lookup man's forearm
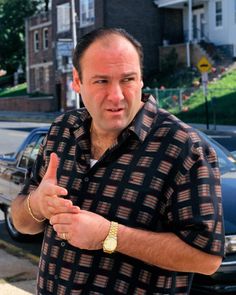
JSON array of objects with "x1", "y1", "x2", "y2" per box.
[
  {"x1": 117, "y1": 224, "x2": 222, "y2": 275},
  {"x1": 11, "y1": 195, "x2": 45, "y2": 235}
]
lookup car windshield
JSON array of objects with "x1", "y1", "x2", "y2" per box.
[{"x1": 198, "y1": 130, "x2": 236, "y2": 174}]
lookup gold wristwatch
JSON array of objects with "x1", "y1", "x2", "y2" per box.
[{"x1": 103, "y1": 221, "x2": 119, "y2": 254}]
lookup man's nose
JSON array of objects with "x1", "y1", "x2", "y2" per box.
[{"x1": 107, "y1": 82, "x2": 124, "y2": 102}]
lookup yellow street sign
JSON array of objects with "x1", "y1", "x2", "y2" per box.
[{"x1": 197, "y1": 56, "x2": 212, "y2": 73}]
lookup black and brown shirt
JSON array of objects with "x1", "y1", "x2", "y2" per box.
[{"x1": 23, "y1": 95, "x2": 224, "y2": 295}]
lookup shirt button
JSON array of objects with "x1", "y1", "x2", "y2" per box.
[
  {"x1": 54, "y1": 275, "x2": 58, "y2": 280},
  {"x1": 61, "y1": 242, "x2": 66, "y2": 247},
  {"x1": 84, "y1": 177, "x2": 89, "y2": 182}
]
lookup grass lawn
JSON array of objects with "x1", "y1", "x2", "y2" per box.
[
  {"x1": 171, "y1": 69, "x2": 236, "y2": 125},
  {"x1": 0, "y1": 83, "x2": 27, "y2": 97}
]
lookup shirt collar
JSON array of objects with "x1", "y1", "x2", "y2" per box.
[
  {"x1": 127, "y1": 94, "x2": 158, "y2": 142},
  {"x1": 71, "y1": 94, "x2": 158, "y2": 144}
]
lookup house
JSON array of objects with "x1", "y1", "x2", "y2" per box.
[
  {"x1": 25, "y1": 11, "x2": 54, "y2": 96},
  {"x1": 52, "y1": 0, "x2": 161, "y2": 110},
  {"x1": 154, "y1": 0, "x2": 236, "y2": 68},
  {"x1": 21, "y1": 0, "x2": 236, "y2": 113},
  {"x1": 23, "y1": 10, "x2": 59, "y2": 112},
  {"x1": 25, "y1": 0, "x2": 162, "y2": 111}
]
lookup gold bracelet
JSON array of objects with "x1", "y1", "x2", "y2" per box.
[{"x1": 26, "y1": 192, "x2": 46, "y2": 223}]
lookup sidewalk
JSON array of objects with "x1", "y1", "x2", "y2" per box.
[
  {"x1": 0, "y1": 241, "x2": 38, "y2": 295},
  {"x1": 0, "y1": 111, "x2": 61, "y2": 123}
]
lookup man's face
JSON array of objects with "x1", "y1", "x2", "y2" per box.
[{"x1": 73, "y1": 35, "x2": 144, "y2": 135}]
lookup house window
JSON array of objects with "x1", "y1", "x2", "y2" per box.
[
  {"x1": 215, "y1": 0, "x2": 222, "y2": 27},
  {"x1": 43, "y1": 28, "x2": 49, "y2": 50},
  {"x1": 57, "y1": 3, "x2": 71, "y2": 33},
  {"x1": 34, "y1": 31, "x2": 39, "y2": 52},
  {"x1": 80, "y1": 0, "x2": 95, "y2": 28}
]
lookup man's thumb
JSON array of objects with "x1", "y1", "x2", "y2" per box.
[{"x1": 44, "y1": 152, "x2": 59, "y2": 181}]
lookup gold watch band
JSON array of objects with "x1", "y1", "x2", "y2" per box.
[
  {"x1": 109, "y1": 221, "x2": 118, "y2": 236},
  {"x1": 103, "y1": 221, "x2": 119, "y2": 254}
]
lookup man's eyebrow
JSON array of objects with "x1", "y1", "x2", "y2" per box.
[
  {"x1": 90, "y1": 72, "x2": 138, "y2": 80},
  {"x1": 91, "y1": 75, "x2": 109, "y2": 80},
  {"x1": 121, "y1": 72, "x2": 138, "y2": 77}
]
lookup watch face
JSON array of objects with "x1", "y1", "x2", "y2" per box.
[{"x1": 104, "y1": 237, "x2": 117, "y2": 252}]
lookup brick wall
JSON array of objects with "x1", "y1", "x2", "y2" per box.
[
  {"x1": 0, "y1": 96, "x2": 56, "y2": 112},
  {"x1": 104, "y1": 0, "x2": 160, "y2": 80}
]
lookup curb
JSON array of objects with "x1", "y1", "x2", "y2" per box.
[{"x1": 0, "y1": 239, "x2": 39, "y2": 266}]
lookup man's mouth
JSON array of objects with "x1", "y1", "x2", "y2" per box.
[{"x1": 107, "y1": 108, "x2": 123, "y2": 112}]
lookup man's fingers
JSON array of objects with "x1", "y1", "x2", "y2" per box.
[
  {"x1": 53, "y1": 185, "x2": 68, "y2": 196},
  {"x1": 50, "y1": 210, "x2": 80, "y2": 226},
  {"x1": 44, "y1": 152, "x2": 59, "y2": 182}
]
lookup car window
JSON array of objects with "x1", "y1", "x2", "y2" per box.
[
  {"x1": 18, "y1": 134, "x2": 44, "y2": 169},
  {"x1": 212, "y1": 143, "x2": 232, "y2": 170},
  {"x1": 198, "y1": 130, "x2": 236, "y2": 173}
]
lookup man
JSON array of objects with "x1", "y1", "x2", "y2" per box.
[{"x1": 11, "y1": 28, "x2": 224, "y2": 295}]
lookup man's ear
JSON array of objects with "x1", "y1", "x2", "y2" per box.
[
  {"x1": 72, "y1": 68, "x2": 81, "y2": 93},
  {"x1": 141, "y1": 79, "x2": 144, "y2": 89}
]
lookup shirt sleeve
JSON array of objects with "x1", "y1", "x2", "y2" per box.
[{"x1": 166, "y1": 137, "x2": 225, "y2": 257}]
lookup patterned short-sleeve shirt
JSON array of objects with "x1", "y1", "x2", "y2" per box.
[{"x1": 22, "y1": 95, "x2": 224, "y2": 295}]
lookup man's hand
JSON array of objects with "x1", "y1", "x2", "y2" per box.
[
  {"x1": 29, "y1": 152, "x2": 79, "y2": 221},
  {"x1": 50, "y1": 210, "x2": 110, "y2": 250}
]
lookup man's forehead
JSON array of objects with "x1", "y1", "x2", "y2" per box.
[{"x1": 89, "y1": 34, "x2": 134, "y2": 51}]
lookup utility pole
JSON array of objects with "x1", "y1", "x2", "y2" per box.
[
  {"x1": 71, "y1": 0, "x2": 80, "y2": 108},
  {"x1": 71, "y1": 0, "x2": 77, "y2": 49},
  {"x1": 186, "y1": 0, "x2": 192, "y2": 67},
  {"x1": 197, "y1": 56, "x2": 212, "y2": 130},
  {"x1": 202, "y1": 72, "x2": 209, "y2": 130}
]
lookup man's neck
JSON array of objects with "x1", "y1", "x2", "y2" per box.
[{"x1": 90, "y1": 124, "x2": 118, "y2": 160}]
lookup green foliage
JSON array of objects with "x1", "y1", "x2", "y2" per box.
[
  {"x1": 0, "y1": 0, "x2": 44, "y2": 74},
  {"x1": 0, "y1": 83, "x2": 27, "y2": 97}
]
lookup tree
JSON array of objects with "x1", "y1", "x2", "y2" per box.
[{"x1": 0, "y1": 0, "x2": 44, "y2": 75}]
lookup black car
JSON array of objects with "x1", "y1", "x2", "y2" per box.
[
  {"x1": 0, "y1": 127, "x2": 48, "y2": 241},
  {"x1": 203, "y1": 129, "x2": 236, "y2": 159},
  {"x1": 191, "y1": 131, "x2": 236, "y2": 294},
  {"x1": 0, "y1": 127, "x2": 236, "y2": 293}
]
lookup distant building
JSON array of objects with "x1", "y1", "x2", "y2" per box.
[
  {"x1": 25, "y1": 11, "x2": 54, "y2": 96},
  {"x1": 25, "y1": 0, "x2": 163, "y2": 111},
  {"x1": 155, "y1": 0, "x2": 236, "y2": 67}
]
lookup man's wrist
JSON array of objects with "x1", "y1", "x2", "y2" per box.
[{"x1": 26, "y1": 191, "x2": 46, "y2": 223}]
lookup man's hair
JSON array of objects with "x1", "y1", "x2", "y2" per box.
[{"x1": 72, "y1": 27, "x2": 143, "y2": 81}]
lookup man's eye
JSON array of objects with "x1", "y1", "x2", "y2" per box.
[
  {"x1": 94, "y1": 80, "x2": 107, "y2": 84},
  {"x1": 123, "y1": 77, "x2": 135, "y2": 82}
]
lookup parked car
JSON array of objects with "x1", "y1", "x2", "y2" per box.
[
  {"x1": 0, "y1": 127, "x2": 236, "y2": 293},
  {"x1": 191, "y1": 130, "x2": 236, "y2": 294},
  {"x1": 0, "y1": 127, "x2": 48, "y2": 241},
  {"x1": 203, "y1": 129, "x2": 236, "y2": 160}
]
